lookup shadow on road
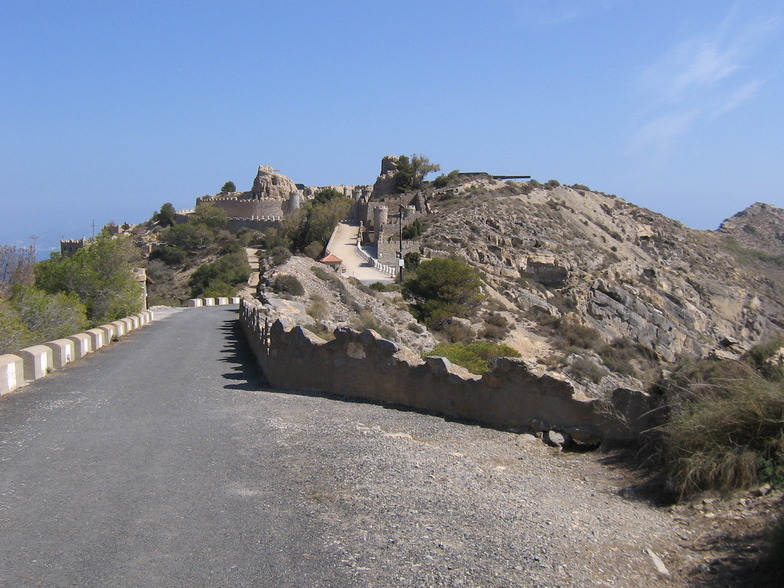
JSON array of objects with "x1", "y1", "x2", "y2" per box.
[{"x1": 215, "y1": 308, "x2": 265, "y2": 391}]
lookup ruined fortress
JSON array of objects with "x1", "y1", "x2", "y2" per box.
[{"x1": 186, "y1": 160, "x2": 429, "y2": 264}]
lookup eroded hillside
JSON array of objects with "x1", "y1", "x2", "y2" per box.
[{"x1": 409, "y1": 179, "x2": 784, "y2": 368}]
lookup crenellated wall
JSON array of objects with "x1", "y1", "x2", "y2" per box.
[{"x1": 239, "y1": 299, "x2": 657, "y2": 445}]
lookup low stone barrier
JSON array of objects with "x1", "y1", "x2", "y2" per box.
[
  {"x1": 239, "y1": 299, "x2": 656, "y2": 444},
  {"x1": 0, "y1": 308, "x2": 158, "y2": 397},
  {"x1": 97, "y1": 324, "x2": 115, "y2": 343},
  {"x1": 18, "y1": 345, "x2": 53, "y2": 381},
  {"x1": 85, "y1": 328, "x2": 105, "y2": 351},
  {"x1": 46, "y1": 339, "x2": 75, "y2": 369},
  {"x1": 0, "y1": 354, "x2": 24, "y2": 395},
  {"x1": 68, "y1": 333, "x2": 92, "y2": 359},
  {"x1": 187, "y1": 297, "x2": 241, "y2": 307},
  {"x1": 111, "y1": 320, "x2": 127, "y2": 338}
]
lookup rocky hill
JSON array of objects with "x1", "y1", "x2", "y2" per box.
[
  {"x1": 411, "y1": 179, "x2": 784, "y2": 368},
  {"x1": 717, "y1": 201, "x2": 784, "y2": 255}
]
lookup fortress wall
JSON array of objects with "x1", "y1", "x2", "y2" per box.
[
  {"x1": 239, "y1": 299, "x2": 654, "y2": 444},
  {"x1": 226, "y1": 218, "x2": 280, "y2": 233},
  {"x1": 196, "y1": 198, "x2": 284, "y2": 219}
]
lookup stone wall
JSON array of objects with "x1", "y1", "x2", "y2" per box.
[
  {"x1": 239, "y1": 299, "x2": 657, "y2": 445},
  {"x1": 196, "y1": 194, "x2": 286, "y2": 219}
]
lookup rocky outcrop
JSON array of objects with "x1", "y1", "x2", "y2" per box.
[
  {"x1": 251, "y1": 164, "x2": 299, "y2": 199},
  {"x1": 370, "y1": 155, "x2": 401, "y2": 200}
]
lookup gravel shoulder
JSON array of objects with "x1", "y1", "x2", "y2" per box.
[{"x1": 233, "y1": 386, "x2": 689, "y2": 587}]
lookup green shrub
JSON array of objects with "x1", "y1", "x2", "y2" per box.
[
  {"x1": 151, "y1": 245, "x2": 187, "y2": 266},
  {"x1": 402, "y1": 218, "x2": 423, "y2": 240},
  {"x1": 189, "y1": 248, "x2": 250, "y2": 297},
  {"x1": 432, "y1": 169, "x2": 460, "y2": 189},
  {"x1": 426, "y1": 341, "x2": 521, "y2": 375},
  {"x1": 402, "y1": 258, "x2": 484, "y2": 328},
  {"x1": 272, "y1": 275, "x2": 305, "y2": 296},
  {"x1": 35, "y1": 234, "x2": 143, "y2": 324},
  {"x1": 10, "y1": 285, "x2": 87, "y2": 343},
  {"x1": 404, "y1": 251, "x2": 421, "y2": 271},
  {"x1": 0, "y1": 299, "x2": 32, "y2": 354}
]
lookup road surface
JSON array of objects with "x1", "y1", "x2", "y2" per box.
[
  {"x1": 0, "y1": 306, "x2": 685, "y2": 586},
  {"x1": 327, "y1": 222, "x2": 395, "y2": 285}
]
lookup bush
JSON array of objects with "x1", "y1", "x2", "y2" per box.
[
  {"x1": 270, "y1": 247, "x2": 291, "y2": 266},
  {"x1": 482, "y1": 312, "x2": 509, "y2": 339},
  {"x1": 432, "y1": 169, "x2": 460, "y2": 189},
  {"x1": 426, "y1": 341, "x2": 521, "y2": 375},
  {"x1": 404, "y1": 251, "x2": 421, "y2": 271},
  {"x1": 150, "y1": 245, "x2": 187, "y2": 266},
  {"x1": 307, "y1": 296, "x2": 329, "y2": 320},
  {"x1": 744, "y1": 338, "x2": 784, "y2": 381},
  {"x1": 272, "y1": 275, "x2": 304, "y2": 296},
  {"x1": 657, "y1": 357, "x2": 784, "y2": 500},
  {"x1": 35, "y1": 234, "x2": 143, "y2": 324},
  {"x1": 0, "y1": 299, "x2": 32, "y2": 354},
  {"x1": 440, "y1": 321, "x2": 474, "y2": 344},
  {"x1": 402, "y1": 258, "x2": 484, "y2": 328},
  {"x1": 10, "y1": 285, "x2": 87, "y2": 343},
  {"x1": 189, "y1": 248, "x2": 250, "y2": 297},
  {"x1": 156, "y1": 202, "x2": 176, "y2": 227},
  {"x1": 304, "y1": 241, "x2": 325, "y2": 260},
  {"x1": 402, "y1": 218, "x2": 423, "y2": 240},
  {"x1": 556, "y1": 319, "x2": 602, "y2": 350}
]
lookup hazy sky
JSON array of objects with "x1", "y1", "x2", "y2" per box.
[{"x1": 2, "y1": 0, "x2": 783, "y2": 255}]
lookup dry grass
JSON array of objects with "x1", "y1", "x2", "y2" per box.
[{"x1": 657, "y1": 358, "x2": 784, "y2": 500}]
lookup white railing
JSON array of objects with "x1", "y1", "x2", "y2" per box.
[{"x1": 357, "y1": 244, "x2": 396, "y2": 277}]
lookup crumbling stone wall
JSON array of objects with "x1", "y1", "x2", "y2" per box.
[{"x1": 239, "y1": 299, "x2": 655, "y2": 444}]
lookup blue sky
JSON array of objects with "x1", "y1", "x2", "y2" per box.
[{"x1": 2, "y1": 1, "x2": 783, "y2": 255}]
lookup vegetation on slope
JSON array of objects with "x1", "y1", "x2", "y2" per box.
[
  {"x1": 402, "y1": 258, "x2": 484, "y2": 329},
  {"x1": 262, "y1": 188, "x2": 352, "y2": 259},
  {"x1": 426, "y1": 341, "x2": 521, "y2": 375},
  {"x1": 653, "y1": 343, "x2": 784, "y2": 500},
  {"x1": 35, "y1": 232, "x2": 143, "y2": 325}
]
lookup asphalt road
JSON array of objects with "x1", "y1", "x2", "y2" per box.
[
  {"x1": 0, "y1": 305, "x2": 683, "y2": 587},
  {"x1": 0, "y1": 306, "x2": 353, "y2": 587}
]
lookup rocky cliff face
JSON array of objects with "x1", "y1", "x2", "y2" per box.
[{"x1": 413, "y1": 179, "x2": 784, "y2": 367}]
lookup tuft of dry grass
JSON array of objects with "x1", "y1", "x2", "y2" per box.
[{"x1": 658, "y1": 359, "x2": 784, "y2": 500}]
